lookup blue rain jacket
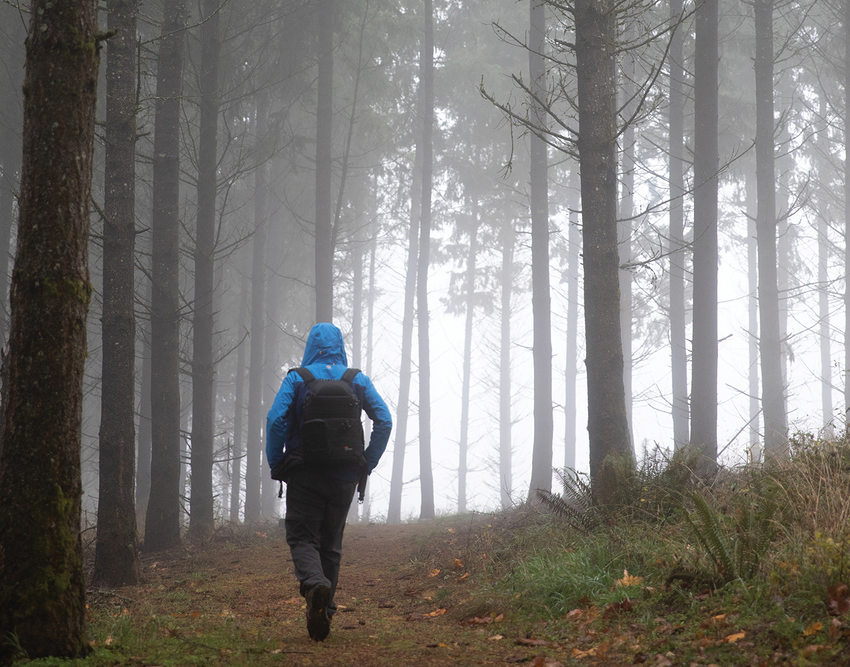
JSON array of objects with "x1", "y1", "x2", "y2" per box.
[{"x1": 266, "y1": 322, "x2": 392, "y2": 479}]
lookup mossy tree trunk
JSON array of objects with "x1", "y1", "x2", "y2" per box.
[
  {"x1": 94, "y1": 0, "x2": 141, "y2": 586},
  {"x1": 0, "y1": 0, "x2": 99, "y2": 658}
]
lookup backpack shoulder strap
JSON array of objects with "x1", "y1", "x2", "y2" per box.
[
  {"x1": 290, "y1": 367, "x2": 315, "y2": 383},
  {"x1": 341, "y1": 368, "x2": 360, "y2": 384}
]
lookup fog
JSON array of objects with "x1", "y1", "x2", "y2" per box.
[{"x1": 0, "y1": 0, "x2": 844, "y2": 535}]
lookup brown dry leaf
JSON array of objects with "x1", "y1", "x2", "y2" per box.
[
  {"x1": 428, "y1": 568, "x2": 441, "y2": 578},
  {"x1": 422, "y1": 608, "x2": 447, "y2": 618},
  {"x1": 829, "y1": 618, "x2": 843, "y2": 640},
  {"x1": 458, "y1": 572, "x2": 470, "y2": 581},
  {"x1": 803, "y1": 621, "x2": 823, "y2": 637},
  {"x1": 827, "y1": 583, "x2": 850, "y2": 615},
  {"x1": 801, "y1": 644, "x2": 827, "y2": 658},
  {"x1": 488, "y1": 634, "x2": 504, "y2": 641},
  {"x1": 566, "y1": 608, "x2": 583, "y2": 619},
  {"x1": 453, "y1": 558, "x2": 464, "y2": 569},
  {"x1": 711, "y1": 613, "x2": 727, "y2": 623},
  {"x1": 615, "y1": 569, "x2": 644, "y2": 587},
  {"x1": 571, "y1": 646, "x2": 598, "y2": 658},
  {"x1": 516, "y1": 637, "x2": 549, "y2": 647},
  {"x1": 447, "y1": 528, "x2": 456, "y2": 534},
  {"x1": 725, "y1": 631, "x2": 746, "y2": 643}
]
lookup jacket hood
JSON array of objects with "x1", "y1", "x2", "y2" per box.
[{"x1": 301, "y1": 322, "x2": 348, "y2": 367}]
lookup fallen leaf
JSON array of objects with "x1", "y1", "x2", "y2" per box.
[
  {"x1": 566, "y1": 608, "x2": 583, "y2": 619},
  {"x1": 516, "y1": 637, "x2": 549, "y2": 647},
  {"x1": 828, "y1": 584, "x2": 850, "y2": 615},
  {"x1": 447, "y1": 528, "x2": 455, "y2": 534},
  {"x1": 458, "y1": 572, "x2": 470, "y2": 581},
  {"x1": 801, "y1": 644, "x2": 827, "y2": 658},
  {"x1": 428, "y1": 568, "x2": 441, "y2": 578},
  {"x1": 615, "y1": 569, "x2": 643, "y2": 587},
  {"x1": 711, "y1": 613, "x2": 727, "y2": 623},
  {"x1": 453, "y1": 558, "x2": 464, "y2": 569},
  {"x1": 488, "y1": 634, "x2": 504, "y2": 641},
  {"x1": 803, "y1": 621, "x2": 823, "y2": 637},
  {"x1": 725, "y1": 631, "x2": 746, "y2": 643},
  {"x1": 571, "y1": 646, "x2": 597, "y2": 658},
  {"x1": 424, "y1": 608, "x2": 447, "y2": 617}
]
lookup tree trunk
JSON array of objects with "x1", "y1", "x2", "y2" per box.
[
  {"x1": 618, "y1": 49, "x2": 635, "y2": 447},
  {"x1": 418, "y1": 0, "x2": 435, "y2": 520},
  {"x1": 315, "y1": 0, "x2": 334, "y2": 321},
  {"x1": 362, "y1": 206, "x2": 378, "y2": 522},
  {"x1": 458, "y1": 212, "x2": 478, "y2": 514},
  {"x1": 564, "y1": 211, "x2": 579, "y2": 470},
  {"x1": 136, "y1": 301, "x2": 153, "y2": 529},
  {"x1": 244, "y1": 95, "x2": 269, "y2": 523},
  {"x1": 754, "y1": 0, "x2": 787, "y2": 459},
  {"x1": 145, "y1": 0, "x2": 187, "y2": 552},
  {"x1": 0, "y1": 6, "x2": 24, "y2": 344},
  {"x1": 527, "y1": 0, "x2": 553, "y2": 498},
  {"x1": 669, "y1": 0, "x2": 689, "y2": 451},
  {"x1": 386, "y1": 148, "x2": 420, "y2": 525},
  {"x1": 0, "y1": 0, "x2": 98, "y2": 656},
  {"x1": 230, "y1": 274, "x2": 249, "y2": 522},
  {"x1": 817, "y1": 95, "x2": 834, "y2": 435},
  {"x1": 845, "y1": 0, "x2": 850, "y2": 419},
  {"x1": 189, "y1": 0, "x2": 220, "y2": 539},
  {"x1": 575, "y1": 0, "x2": 633, "y2": 506},
  {"x1": 499, "y1": 216, "x2": 514, "y2": 509},
  {"x1": 94, "y1": 0, "x2": 141, "y2": 586},
  {"x1": 746, "y1": 172, "x2": 761, "y2": 460},
  {"x1": 689, "y1": 0, "x2": 719, "y2": 472}
]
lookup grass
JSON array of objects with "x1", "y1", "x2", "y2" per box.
[{"x1": 462, "y1": 435, "x2": 850, "y2": 664}]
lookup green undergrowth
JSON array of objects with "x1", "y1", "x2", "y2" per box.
[{"x1": 463, "y1": 435, "x2": 850, "y2": 664}]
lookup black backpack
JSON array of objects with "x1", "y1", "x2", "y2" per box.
[{"x1": 291, "y1": 366, "x2": 365, "y2": 466}]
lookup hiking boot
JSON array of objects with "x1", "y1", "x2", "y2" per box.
[{"x1": 305, "y1": 584, "x2": 331, "y2": 641}]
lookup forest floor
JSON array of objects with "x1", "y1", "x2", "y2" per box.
[{"x1": 71, "y1": 509, "x2": 849, "y2": 666}]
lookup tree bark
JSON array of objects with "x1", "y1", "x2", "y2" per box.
[
  {"x1": 499, "y1": 216, "x2": 514, "y2": 508},
  {"x1": 418, "y1": 0, "x2": 435, "y2": 520},
  {"x1": 386, "y1": 147, "x2": 420, "y2": 525},
  {"x1": 230, "y1": 274, "x2": 249, "y2": 522},
  {"x1": 668, "y1": 0, "x2": 689, "y2": 451},
  {"x1": 244, "y1": 94, "x2": 269, "y2": 523},
  {"x1": 527, "y1": 0, "x2": 553, "y2": 498},
  {"x1": 458, "y1": 212, "x2": 478, "y2": 513},
  {"x1": 845, "y1": 0, "x2": 850, "y2": 419},
  {"x1": 0, "y1": 0, "x2": 98, "y2": 656},
  {"x1": 0, "y1": 6, "x2": 24, "y2": 343},
  {"x1": 564, "y1": 211, "x2": 579, "y2": 470},
  {"x1": 575, "y1": 0, "x2": 633, "y2": 506},
  {"x1": 746, "y1": 172, "x2": 761, "y2": 460},
  {"x1": 315, "y1": 0, "x2": 334, "y2": 321},
  {"x1": 94, "y1": 0, "x2": 141, "y2": 586},
  {"x1": 754, "y1": 0, "x2": 787, "y2": 459},
  {"x1": 689, "y1": 0, "x2": 719, "y2": 472},
  {"x1": 189, "y1": 0, "x2": 221, "y2": 540},
  {"x1": 817, "y1": 95, "x2": 834, "y2": 435},
  {"x1": 145, "y1": 0, "x2": 187, "y2": 552}
]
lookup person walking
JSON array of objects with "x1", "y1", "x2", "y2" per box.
[{"x1": 266, "y1": 322, "x2": 392, "y2": 641}]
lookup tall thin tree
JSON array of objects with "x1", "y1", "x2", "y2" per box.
[
  {"x1": 527, "y1": 0, "x2": 554, "y2": 497},
  {"x1": 145, "y1": 0, "x2": 188, "y2": 551},
  {"x1": 315, "y1": 0, "x2": 334, "y2": 321},
  {"x1": 689, "y1": 0, "x2": 719, "y2": 472},
  {"x1": 575, "y1": 0, "x2": 633, "y2": 505},
  {"x1": 418, "y1": 0, "x2": 436, "y2": 519},
  {"x1": 189, "y1": 0, "x2": 221, "y2": 539},
  {"x1": 754, "y1": 0, "x2": 787, "y2": 458},
  {"x1": 94, "y1": 0, "x2": 141, "y2": 585}
]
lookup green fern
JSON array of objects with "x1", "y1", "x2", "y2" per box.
[{"x1": 538, "y1": 468, "x2": 600, "y2": 533}]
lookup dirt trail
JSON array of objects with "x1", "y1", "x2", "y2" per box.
[{"x1": 121, "y1": 516, "x2": 561, "y2": 666}]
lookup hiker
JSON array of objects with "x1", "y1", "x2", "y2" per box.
[{"x1": 266, "y1": 322, "x2": 392, "y2": 641}]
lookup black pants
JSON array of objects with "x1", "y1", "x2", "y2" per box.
[{"x1": 284, "y1": 467, "x2": 357, "y2": 615}]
